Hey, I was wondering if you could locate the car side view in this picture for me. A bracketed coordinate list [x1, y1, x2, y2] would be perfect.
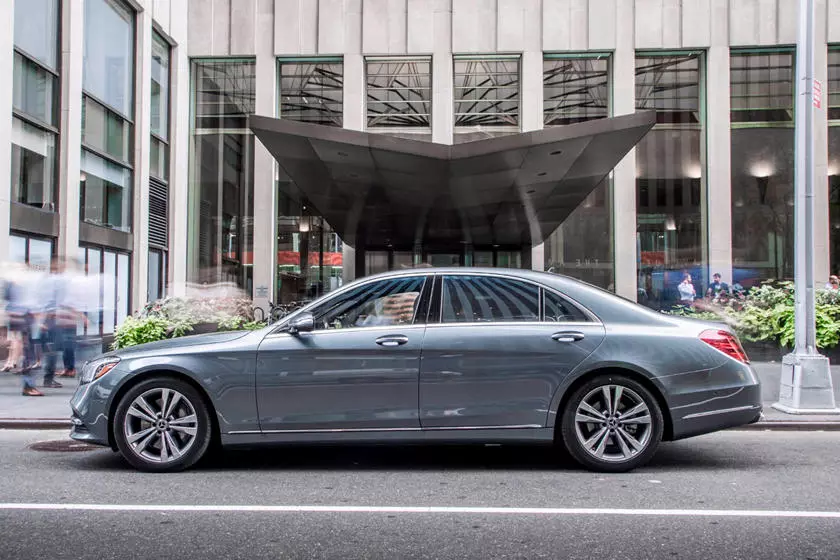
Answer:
[70, 268, 762, 473]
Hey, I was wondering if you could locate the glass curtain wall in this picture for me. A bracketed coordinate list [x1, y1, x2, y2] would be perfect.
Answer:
[366, 57, 432, 142]
[453, 55, 520, 144]
[11, 0, 60, 212]
[9, 234, 54, 272]
[148, 32, 170, 301]
[80, 0, 135, 232]
[542, 54, 612, 289]
[275, 59, 345, 304]
[635, 53, 707, 310]
[828, 47, 840, 278]
[189, 59, 256, 292]
[730, 51, 795, 287]
[78, 246, 130, 336]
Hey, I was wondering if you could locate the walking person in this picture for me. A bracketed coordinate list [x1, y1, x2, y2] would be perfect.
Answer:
[40, 258, 68, 389]
[678, 273, 696, 308]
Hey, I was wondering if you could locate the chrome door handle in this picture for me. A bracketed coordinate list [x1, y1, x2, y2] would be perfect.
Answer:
[375, 335, 409, 347]
[552, 331, 585, 343]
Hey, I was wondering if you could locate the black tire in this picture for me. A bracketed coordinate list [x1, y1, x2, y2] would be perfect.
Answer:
[559, 374, 664, 473]
[113, 377, 213, 473]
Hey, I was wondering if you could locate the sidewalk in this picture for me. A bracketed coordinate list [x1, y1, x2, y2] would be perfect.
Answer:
[0, 357, 838, 429]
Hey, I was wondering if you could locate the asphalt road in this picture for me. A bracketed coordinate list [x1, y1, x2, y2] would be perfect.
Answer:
[0, 429, 838, 559]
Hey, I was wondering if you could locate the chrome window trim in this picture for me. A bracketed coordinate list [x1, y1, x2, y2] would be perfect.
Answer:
[264, 323, 427, 340]
[423, 321, 599, 329]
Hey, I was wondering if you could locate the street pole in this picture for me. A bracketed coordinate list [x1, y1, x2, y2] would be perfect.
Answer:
[773, 0, 840, 414]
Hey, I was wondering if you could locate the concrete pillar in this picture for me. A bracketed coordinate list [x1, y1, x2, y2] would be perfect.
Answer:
[252, 0, 276, 310]
[0, 0, 13, 263]
[814, 0, 831, 283]
[611, 0, 638, 300]
[706, 5, 734, 286]
[432, 52, 454, 145]
[168, 0, 190, 296]
[521, 50, 545, 271]
[342, 52, 365, 282]
[131, 7, 153, 311]
[56, 0, 84, 261]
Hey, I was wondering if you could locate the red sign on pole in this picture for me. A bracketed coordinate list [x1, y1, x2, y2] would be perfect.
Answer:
[814, 79, 822, 109]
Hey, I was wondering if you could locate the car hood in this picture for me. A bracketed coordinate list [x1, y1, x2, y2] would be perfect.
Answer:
[110, 330, 252, 357]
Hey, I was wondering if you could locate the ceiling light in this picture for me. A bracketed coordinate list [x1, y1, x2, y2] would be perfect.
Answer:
[337, 152, 348, 157]
[537, 172, 547, 177]
[550, 150, 562, 156]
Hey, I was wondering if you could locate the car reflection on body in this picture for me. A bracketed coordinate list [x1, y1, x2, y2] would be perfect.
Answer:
[70, 268, 761, 473]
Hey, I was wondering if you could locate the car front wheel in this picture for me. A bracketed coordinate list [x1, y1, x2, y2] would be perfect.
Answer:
[113, 377, 212, 472]
[560, 374, 664, 473]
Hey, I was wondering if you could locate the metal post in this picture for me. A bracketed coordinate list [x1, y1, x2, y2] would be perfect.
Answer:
[773, 0, 840, 414]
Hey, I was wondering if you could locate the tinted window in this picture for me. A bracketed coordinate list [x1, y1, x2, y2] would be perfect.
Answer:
[544, 290, 589, 322]
[311, 276, 426, 330]
[441, 276, 538, 323]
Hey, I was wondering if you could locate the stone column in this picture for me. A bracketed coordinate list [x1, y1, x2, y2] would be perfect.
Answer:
[56, 0, 85, 262]
[131, 7, 153, 310]
[0, 0, 13, 263]
[252, 0, 277, 310]
[168, 0, 190, 296]
[611, 0, 638, 300]
[341, 53, 366, 282]
[521, 50, 545, 271]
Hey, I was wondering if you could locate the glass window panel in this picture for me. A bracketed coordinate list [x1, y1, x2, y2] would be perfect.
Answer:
[544, 290, 588, 323]
[102, 251, 116, 334]
[454, 57, 520, 143]
[83, 0, 135, 117]
[14, 0, 59, 70]
[441, 275, 538, 323]
[730, 51, 795, 288]
[543, 56, 609, 126]
[311, 276, 426, 330]
[194, 60, 256, 130]
[10, 236, 27, 264]
[117, 252, 130, 327]
[826, 49, 840, 277]
[86, 248, 102, 336]
[11, 117, 56, 210]
[13, 52, 58, 126]
[151, 32, 170, 139]
[81, 149, 132, 231]
[150, 136, 168, 181]
[278, 60, 343, 126]
[82, 96, 132, 163]
[28, 238, 53, 271]
[366, 58, 431, 133]
[148, 249, 161, 302]
[635, 54, 706, 310]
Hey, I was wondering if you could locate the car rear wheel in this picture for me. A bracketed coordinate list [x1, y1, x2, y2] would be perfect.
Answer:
[113, 377, 212, 473]
[560, 374, 663, 473]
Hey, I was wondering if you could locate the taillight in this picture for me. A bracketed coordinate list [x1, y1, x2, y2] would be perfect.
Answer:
[700, 329, 750, 363]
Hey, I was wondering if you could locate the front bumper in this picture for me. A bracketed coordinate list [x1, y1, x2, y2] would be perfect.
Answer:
[69, 381, 112, 447]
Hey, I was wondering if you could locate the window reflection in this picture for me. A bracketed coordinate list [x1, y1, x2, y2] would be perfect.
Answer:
[454, 56, 520, 144]
[366, 57, 432, 142]
[730, 51, 795, 287]
[635, 53, 706, 310]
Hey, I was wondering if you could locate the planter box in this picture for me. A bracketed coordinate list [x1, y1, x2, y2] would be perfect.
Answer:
[742, 340, 840, 363]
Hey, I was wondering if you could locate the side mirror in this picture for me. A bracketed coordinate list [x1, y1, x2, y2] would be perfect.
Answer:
[287, 312, 314, 335]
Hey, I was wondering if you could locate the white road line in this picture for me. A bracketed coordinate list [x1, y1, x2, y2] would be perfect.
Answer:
[1, 504, 839, 518]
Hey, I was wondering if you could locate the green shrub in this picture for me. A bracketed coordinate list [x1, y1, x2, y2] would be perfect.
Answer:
[112, 316, 170, 350]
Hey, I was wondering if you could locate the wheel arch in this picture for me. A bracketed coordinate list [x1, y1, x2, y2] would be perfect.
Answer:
[107, 369, 221, 451]
[549, 366, 674, 442]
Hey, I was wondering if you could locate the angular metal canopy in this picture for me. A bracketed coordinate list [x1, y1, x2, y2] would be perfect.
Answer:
[250, 112, 655, 249]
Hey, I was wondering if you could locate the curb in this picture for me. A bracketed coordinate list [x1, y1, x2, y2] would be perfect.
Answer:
[0, 419, 72, 430]
[729, 421, 840, 432]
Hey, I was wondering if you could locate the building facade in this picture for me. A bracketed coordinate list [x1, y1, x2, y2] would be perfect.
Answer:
[3, 0, 840, 334]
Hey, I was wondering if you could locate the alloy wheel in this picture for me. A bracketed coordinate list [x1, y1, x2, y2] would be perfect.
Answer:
[573, 384, 653, 463]
[123, 388, 199, 464]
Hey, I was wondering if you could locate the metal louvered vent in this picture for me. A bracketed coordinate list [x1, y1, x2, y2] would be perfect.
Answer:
[149, 177, 168, 248]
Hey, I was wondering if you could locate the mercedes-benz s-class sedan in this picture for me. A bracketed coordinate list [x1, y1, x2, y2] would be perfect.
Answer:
[70, 268, 761, 473]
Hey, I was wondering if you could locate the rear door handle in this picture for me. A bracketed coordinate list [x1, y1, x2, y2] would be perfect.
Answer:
[552, 331, 585, 343]
[375, 335, 409, 347]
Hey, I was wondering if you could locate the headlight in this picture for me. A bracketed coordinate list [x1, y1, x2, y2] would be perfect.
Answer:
[80, 357, 121, 385]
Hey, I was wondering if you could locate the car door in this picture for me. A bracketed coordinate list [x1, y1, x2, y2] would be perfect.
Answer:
[256, 275, 430, 432]
[419, 274, 605, 429]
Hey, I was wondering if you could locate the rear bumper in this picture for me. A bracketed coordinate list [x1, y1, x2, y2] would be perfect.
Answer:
[669, 373, 763, 440]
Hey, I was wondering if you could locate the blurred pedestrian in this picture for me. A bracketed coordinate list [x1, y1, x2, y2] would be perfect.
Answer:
[3, 264, 32, 376]
[826, 275, 839, 290]
[706, 273, 731, 302]
[678, 273, 696, 307]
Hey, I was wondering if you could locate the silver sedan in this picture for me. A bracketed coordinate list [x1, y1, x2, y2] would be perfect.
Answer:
[70, 268, 761, 473]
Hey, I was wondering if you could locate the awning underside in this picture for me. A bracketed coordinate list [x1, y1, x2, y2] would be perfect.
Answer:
[251, 112, 655, 249]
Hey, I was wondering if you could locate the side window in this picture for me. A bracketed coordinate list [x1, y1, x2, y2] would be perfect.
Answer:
[311, 276, 426, 330]
[441, 275, 539, 323]
[544, 290, 588, 322]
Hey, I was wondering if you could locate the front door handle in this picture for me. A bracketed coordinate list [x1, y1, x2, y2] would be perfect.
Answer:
[552, 331, 585, 343]
[375, 335, 409, 347]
